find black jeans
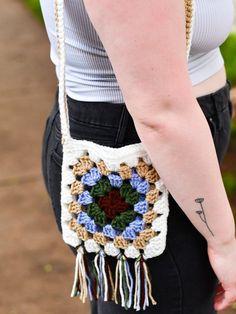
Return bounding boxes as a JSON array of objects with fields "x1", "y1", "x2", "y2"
[{"x1": 41, "y1": 80, "x2": 233, "y2": 314}]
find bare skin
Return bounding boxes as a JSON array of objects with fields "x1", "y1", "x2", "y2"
[
  {"x1": 84, "y1": 1, "x2": 236, "y2": 311},
  {"x1": 193, "y1": 69, "x2": 236, "y2": 311},
  {"x1": 192, "y1": 66, "x2": 227, "y2": 98}
]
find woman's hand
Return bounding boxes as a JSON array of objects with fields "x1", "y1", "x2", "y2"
[{"x1": 207, "y1": 238, "x2": 236, "y2": 311}]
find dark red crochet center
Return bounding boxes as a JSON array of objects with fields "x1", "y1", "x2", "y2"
[{"x1": 98, "y1": 189, "x2": 130, "y2": 219}]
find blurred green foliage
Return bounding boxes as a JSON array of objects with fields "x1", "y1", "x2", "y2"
[
  {"x1": 223, "y1": 172, "x2": 236, "y2": 197},
  {"x1": 24, "y1": 0, "x2": 43, "y2": 21},
  {"x1": 220, "y1": 32, "x2": 236, "y2": 87},
  {"x1": 231, "y1": 119, "x2": 236, "y2": 138}
]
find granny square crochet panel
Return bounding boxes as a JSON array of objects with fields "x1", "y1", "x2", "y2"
[
  {"x1": 54, "y1": 0, "x2": 195, "y2": 311},
  {"x1": 69, "y1": 158, "x2": 164, "y2": 251},
  {"x1": 63, "y1": 145, "x2": 169, "y2": 258}
]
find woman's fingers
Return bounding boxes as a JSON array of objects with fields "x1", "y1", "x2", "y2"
[
  {"x1": 215, "y1": 282, "x2": 224, "y2": 295},
  {"x1": 214, "y1": 285, "x2": 236, "y2": 311},
  {"x1": 207, "y1": 241, "x2": 236, "y2": 311}
]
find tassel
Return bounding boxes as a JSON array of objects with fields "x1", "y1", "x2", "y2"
[
  {"x1": 105, "y1": 255, "x2": 115, "y2": 301},
  {"x1": 123, "y1": 255, "x2": 134, "y2": 308},
  {"x1": 134, "y1": 254, "x2": 157, "y2": 311},
  {"x1": 144, "y1": 274, "x2": 149, "y2": 310},
  {"x1": 92, "y1": 248, "x2": 115, "y2": 302},
  {"x1": 134, "y1": 256, "x2": 141, "y2": 311},
  {"x1": 91, "y1": 258, "x2": 99, "y2": 300},
  {"x1": 99, "y1": 249, "x2": 109, "y2": 301},
  {"x1": 85, "y1": 272, "x2": 93, "y2": 301},
  {"x1": 114, "y1": 253, "x2": 134, "y2": 310},
  {"x1": 93, "y1": 252, "x2": 101, "y2": 297},
  {"x1": 70, "y1": 246, "x2": 88, "y2": 303},
  {"x1": 70, "y1": 247, "x2": 157, "y2": 310},
  {"x1": 143, "y1": 260, "x2": 157, "y2": 306},
  {"x1": 83, "y1": 253, "x2": 94, "y2": 301}
]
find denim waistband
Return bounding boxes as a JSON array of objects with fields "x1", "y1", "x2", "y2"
[
  {"x1": 195, "y1": 79, "x2": 231, "y2": 118},
  {"x1": 53, "y1": 79, "x2": 231, "y2": 128}
]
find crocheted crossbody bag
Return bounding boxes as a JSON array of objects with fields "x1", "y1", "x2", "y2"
[{"x1": 54, "y1": 0, "x2": 195, "y2": 310}]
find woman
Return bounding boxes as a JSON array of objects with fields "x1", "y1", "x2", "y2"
[{"x1": 40, "y1": 0, "x2": 236, "y2": 313}]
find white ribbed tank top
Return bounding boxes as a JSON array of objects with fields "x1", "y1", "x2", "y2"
[{"x1": 40, "y1": 0, "x2": 235, "y2": 103}]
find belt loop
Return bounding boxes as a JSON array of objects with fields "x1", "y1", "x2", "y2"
[{"x1": 114, "y1": 105, "x2": 130, "y2": 147}]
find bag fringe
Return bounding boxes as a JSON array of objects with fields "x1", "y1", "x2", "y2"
[
  {"x1": 114, "y1": 253, "x2": 134, "y2": 309},
  {"x1": 70, "y1": 245, "x2": 157, "y2": 310},
  {"x1": 70, "y1": 246, "x2": 88, "y2": 302},
  {"x1": 134, "y1": 255, "x2": 157, "y2": 310}
]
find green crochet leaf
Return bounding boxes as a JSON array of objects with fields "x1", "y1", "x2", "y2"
[
  {"x1": 94, "y1": 210, "x2": 107, "y2": 227},
  {"x1": 120, "y1": 182, "x2": 140, "y2": 205},
  {"x1": 125, "y1": 190, "x2": 140, "y2": 205},
  {"x1": 87, "y1": 203, "x2": 107, "y2": 226},
  {"x1": 87, "y1": 203, "x2": 102, "y2": 217},
  {"x1": 90, "y1": 177, "x2": 112, "y2": 197},
  {"x1": 111, "y1": 210, "x2": 137, "y2": 231},
  {"x1": 120, "y1": 183, "x2": 132, "y2": 198}
]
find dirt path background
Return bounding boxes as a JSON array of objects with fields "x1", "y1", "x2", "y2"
[
  {"x1": 0, "y1": 1, "x2": 88, "y2": 313},
  {"x1": 0, "y1": 1, "x2": 235, "y2": 314}
]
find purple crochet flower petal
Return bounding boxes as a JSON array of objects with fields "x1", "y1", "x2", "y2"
[
  {"x1": 90, "y1": 167, "x2": 102, "y2": 182},
  {"x1": 107, "y1": 173, "x2": 123, "y2": 188},
  {"x1": 77, "y1": 211, "x2": 91, "y2": 225},
  {"x1": 85, "y1": 220, "x2": 98, "y2": 234},
  {"x1": 136, "y1": 180, "x2": 150, "y2": 194},
  {"x1": 129, "y1": 172, "x2": 143, "y2": 189},
  {"x1": 134, "y1": 200, "x2": 148, "y2": 214},
  {"x1": 103, "y1": 224, "x2": 118, "y2": 239},
  {"x1": 129, "y1": 216, "x2": 145, "y2": 233},
  {"x1": 81, "y1": 173, "x2": 97, "y2": 186},
  {"x1": 77, "y1": 190, "x2": 93, "y2": 205},
  {"x1": 122, "y1": 226, "x2": 137, "y2": 240}
]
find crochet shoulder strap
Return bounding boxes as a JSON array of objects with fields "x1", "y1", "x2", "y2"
[{"x1": 54, "y1": 0, "x2": 195, "y2": 143}]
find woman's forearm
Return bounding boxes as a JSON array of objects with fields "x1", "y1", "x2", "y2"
[
  {"x1": 82, "y1": 0, "x2": 235, "y2": 251},
  {"x1": 134, "y1": 99, "x2": 235, "y2": 249}
]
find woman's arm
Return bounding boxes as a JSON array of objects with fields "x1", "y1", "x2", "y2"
[{"x1": 83, "y1": 1, "x2": 236, "y2": 309}]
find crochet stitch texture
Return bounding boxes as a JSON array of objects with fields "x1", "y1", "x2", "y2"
[{"x1": 69, "y1": 155, "x2": 161, "y2": 247}]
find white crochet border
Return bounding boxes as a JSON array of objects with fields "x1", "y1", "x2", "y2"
[{"x1": 60, "y1": 137, "x2": 170, "y2": 260}]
